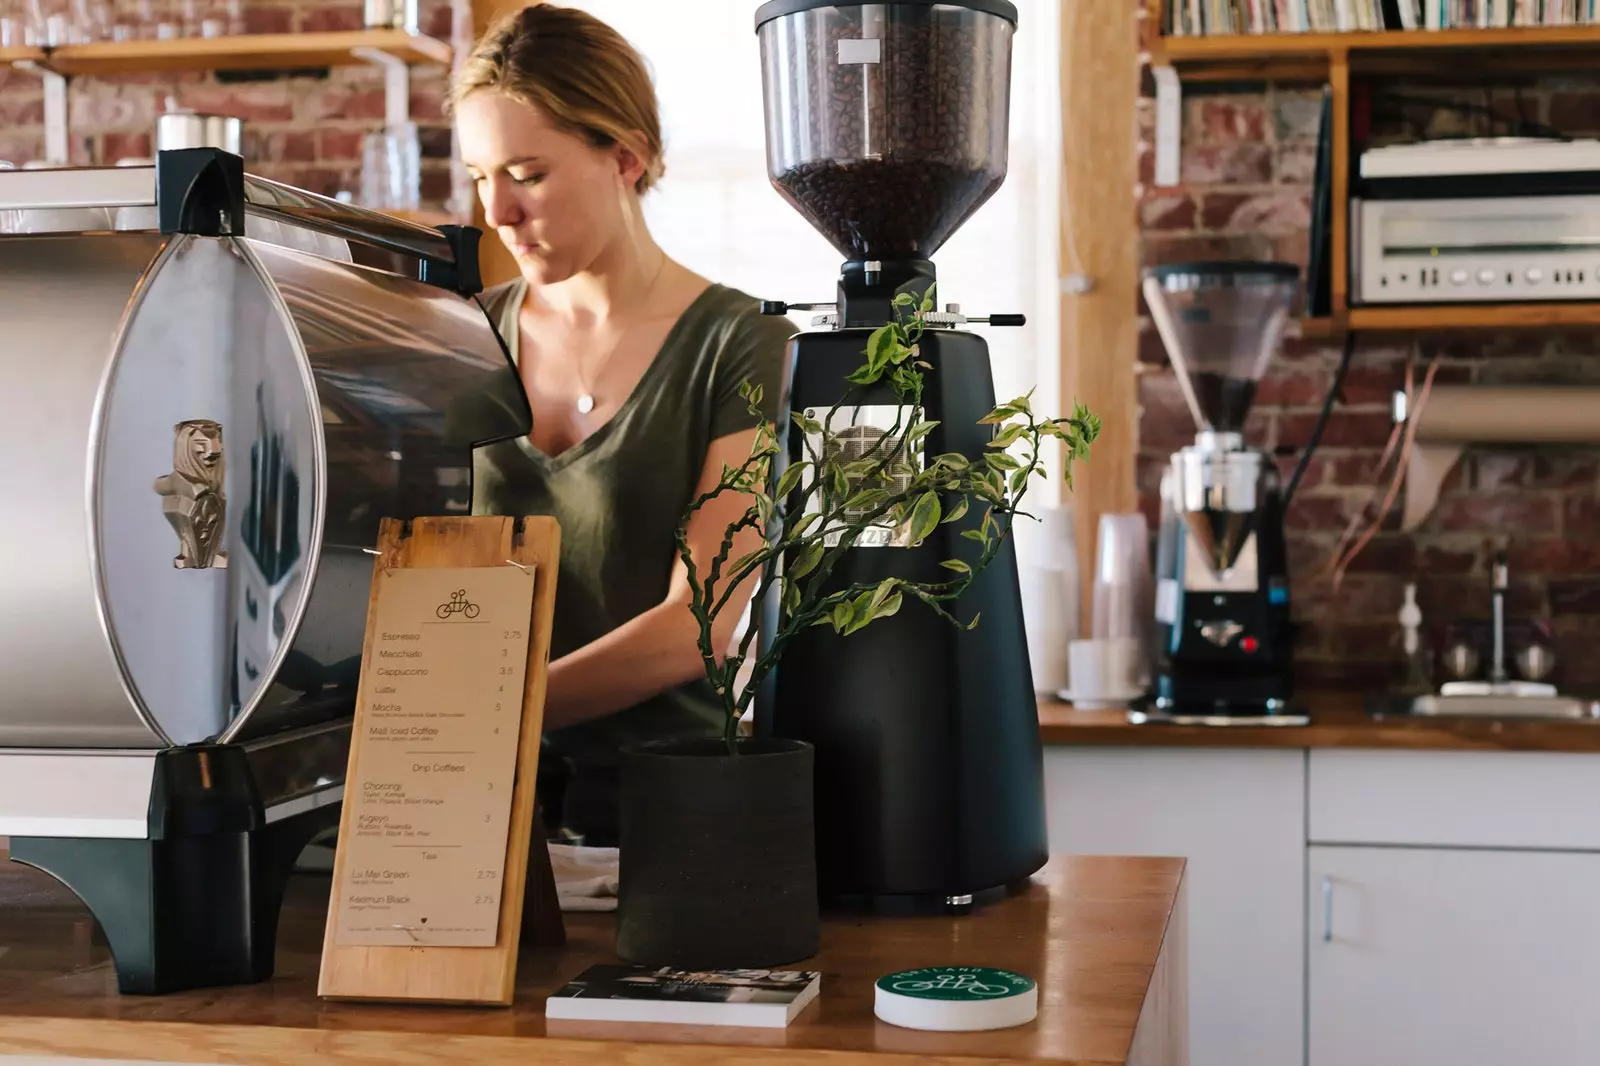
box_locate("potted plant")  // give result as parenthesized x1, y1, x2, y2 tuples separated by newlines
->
(614, 289, 1101, 969)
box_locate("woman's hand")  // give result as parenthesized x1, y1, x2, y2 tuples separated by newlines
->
(538, 428, 765, 730)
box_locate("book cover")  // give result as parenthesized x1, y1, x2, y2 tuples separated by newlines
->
(544, 965, 822, 1028)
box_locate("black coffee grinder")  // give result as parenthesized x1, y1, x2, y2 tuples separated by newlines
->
(1138, 262, 1304, 725)
(750, 0, 1043, 911)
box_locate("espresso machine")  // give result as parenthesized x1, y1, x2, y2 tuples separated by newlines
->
(1137, 262, 1304, 726)
(0, 149, 529, 993)
(751, 0, 1045, 910)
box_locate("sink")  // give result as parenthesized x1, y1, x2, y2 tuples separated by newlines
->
(1409, 694, 1600, 720)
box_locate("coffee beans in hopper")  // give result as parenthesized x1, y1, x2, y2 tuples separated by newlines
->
(767, 8, 1009, 261)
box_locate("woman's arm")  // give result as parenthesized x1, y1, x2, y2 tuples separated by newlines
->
(539, 428, 766, 731)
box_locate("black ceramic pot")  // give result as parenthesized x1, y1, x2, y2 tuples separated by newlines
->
(615, 736, 819, 969)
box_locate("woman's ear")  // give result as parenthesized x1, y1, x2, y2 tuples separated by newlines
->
(611, 133, 650, 191)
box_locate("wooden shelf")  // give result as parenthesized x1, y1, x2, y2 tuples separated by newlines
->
(5, 30, 450, 77)
(1302, 302, 1600, 334)
(1153, 24, 1600, 80)
(0, 46, 46, 65)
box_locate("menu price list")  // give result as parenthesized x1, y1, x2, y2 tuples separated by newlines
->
(333, 565, 536, 948)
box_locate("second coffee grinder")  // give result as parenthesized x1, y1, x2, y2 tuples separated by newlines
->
(751, 0, 1045, 910)
(1138, 261, 1306, 726)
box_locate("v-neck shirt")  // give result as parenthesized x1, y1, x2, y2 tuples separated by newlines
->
(472, 276, 793, 768)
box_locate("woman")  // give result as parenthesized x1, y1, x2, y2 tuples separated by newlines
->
(452, 3, 793, 846)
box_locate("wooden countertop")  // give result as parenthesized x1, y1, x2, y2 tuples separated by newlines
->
(1039, 692, 1600, 752)
(0, 850, 1187, 1066)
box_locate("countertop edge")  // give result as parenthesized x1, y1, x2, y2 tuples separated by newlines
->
(0, 1015, 1133, 1066)
(1036, 697, 1600, 753)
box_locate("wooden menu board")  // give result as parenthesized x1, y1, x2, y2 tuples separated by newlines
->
(319, 515, 562, 1006)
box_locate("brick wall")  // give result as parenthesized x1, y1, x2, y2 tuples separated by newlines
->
(0, 0, 463, 210)
(1136, 77, 1600, 693)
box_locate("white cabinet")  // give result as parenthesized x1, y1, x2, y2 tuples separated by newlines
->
(1308, 845, 1600, 1066)
(1044, 748, 1305, 1066)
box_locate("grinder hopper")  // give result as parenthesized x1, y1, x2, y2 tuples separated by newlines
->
(1142, 261, 1298, 574)
(755, 0, 1018, 262)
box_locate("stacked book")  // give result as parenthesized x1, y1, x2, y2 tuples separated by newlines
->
(1164, 0, 1599, 35)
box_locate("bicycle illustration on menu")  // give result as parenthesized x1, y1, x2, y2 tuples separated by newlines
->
(436, 589, 480, 620)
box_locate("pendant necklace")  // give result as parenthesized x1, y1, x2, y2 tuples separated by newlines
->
(573, 253, 669, 417)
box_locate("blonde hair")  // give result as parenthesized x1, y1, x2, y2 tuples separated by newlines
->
(451, 3, 665, 194)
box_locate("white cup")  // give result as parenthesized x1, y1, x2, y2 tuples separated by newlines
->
(1063, 637, 1142, 710)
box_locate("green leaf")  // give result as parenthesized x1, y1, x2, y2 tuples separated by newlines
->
(844, 488, 891, 513)
(920, 284, 936, 313)
(905, 420, 940, 447)
(961, 528, 987, 543)
(985, 451, 1021, 472)
(978, 404, 1022, 425)
(988, 423, 1026, 449)
(964, 611, 983, 631)
(1010, 467, 1030, 493)
(829, 464, 849, 501)
(789, 541, 824, 580)
(867, 324, 897, 364)
(738, 380, 753, 400)
(846, 364, 882, 385)
(791, 512, 822, 538)
(782, 579, 801, 618)
(893, 291, 918, 308)
(868, 577, 898, 608)
(831, 601, 854, 632)
(730, 548, 766, 575)
(941, 495, 969, 524)
(873, 590, 903, 620)
(908, 491, 941, 545)
(1000, 390, 1034, 417)
(774, 461, 807, 500)
(940, 558, 972, 575)
(748, 384, 764, 410)
(934, 452, 969, 472)
(792, 411, 823, 436)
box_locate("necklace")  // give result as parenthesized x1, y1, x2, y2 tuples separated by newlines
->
(574, 253, 669, 416)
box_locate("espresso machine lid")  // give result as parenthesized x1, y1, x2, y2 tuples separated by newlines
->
(754, 0, 1016, 262)
(1142, 260, 1299, 435)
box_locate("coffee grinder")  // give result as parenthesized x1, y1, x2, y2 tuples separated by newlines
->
(1138, 261, 1304, 725)
(751, 0, 1045, 910)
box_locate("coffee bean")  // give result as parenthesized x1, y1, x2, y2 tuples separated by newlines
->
(764, 5, 1011, 261)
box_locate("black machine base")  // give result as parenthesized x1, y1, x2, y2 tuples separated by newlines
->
(6, 743, 340, 995)
(822, 877, 1035, 918)
(756, 296, 1048, 904)
(1135, 673, 1304, 726)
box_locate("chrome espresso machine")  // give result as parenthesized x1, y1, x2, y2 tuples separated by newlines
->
(751, 0, 1044, 911)
(0, 149, 530, 993)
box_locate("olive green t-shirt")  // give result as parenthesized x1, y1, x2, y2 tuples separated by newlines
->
(471, 278, 793, 770)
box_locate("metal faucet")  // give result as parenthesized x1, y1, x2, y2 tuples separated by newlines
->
(1490, 552, 1509, 686)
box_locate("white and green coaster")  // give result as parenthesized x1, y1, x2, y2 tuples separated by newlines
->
(873, 966, 1038, 1031)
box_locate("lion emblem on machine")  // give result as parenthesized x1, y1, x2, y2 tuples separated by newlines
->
(153, 418, 229, 569)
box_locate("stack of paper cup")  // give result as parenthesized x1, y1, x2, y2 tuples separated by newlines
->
(1017, 506, 1079, 696)
(1063, 513, 1152, 710)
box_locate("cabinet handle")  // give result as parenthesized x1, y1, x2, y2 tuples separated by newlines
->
(1321, 875, 1333, 942)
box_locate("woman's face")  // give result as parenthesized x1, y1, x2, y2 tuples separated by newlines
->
(456, 90, 645, 286)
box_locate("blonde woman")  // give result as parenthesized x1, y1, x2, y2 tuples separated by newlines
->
(453, 3, 791, 845)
